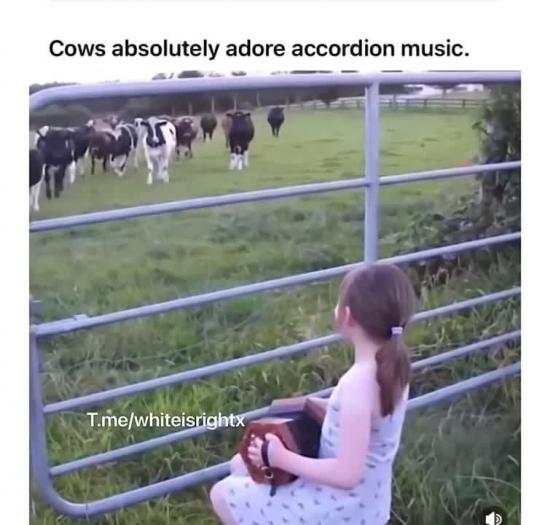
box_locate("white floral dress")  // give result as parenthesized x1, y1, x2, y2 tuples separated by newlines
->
(221, 378, 409, 525)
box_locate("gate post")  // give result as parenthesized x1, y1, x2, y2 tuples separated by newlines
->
(29, 333, 52, 505)
(364, 82, 380, 262)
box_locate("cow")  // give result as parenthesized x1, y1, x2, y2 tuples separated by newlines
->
(108, 123, 139, 176)
(138, 116, 177, 185)
(221, 111, 234, 148)
(227, 111, 254, 171)
(267, 107, 285, 137)
(200, 113, 218, 142)
(88, 122, 138, 177)
(35, 126, 76, 199)
(29, 148, 45, 212)
(174, 116, 198, 159)
(35, 122, 93, 184)
(89, 129, 114, 175)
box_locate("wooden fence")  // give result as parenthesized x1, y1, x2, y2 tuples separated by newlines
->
(256, 96, 485, 113)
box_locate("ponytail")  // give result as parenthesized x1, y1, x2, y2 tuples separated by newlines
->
(375, 334, 411, 417)
(336, 264, 418, 416)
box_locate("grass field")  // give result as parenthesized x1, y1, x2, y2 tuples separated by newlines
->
(30, 107, 520, 525)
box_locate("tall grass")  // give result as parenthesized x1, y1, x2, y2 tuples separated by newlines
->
(30, 108, 519, 524)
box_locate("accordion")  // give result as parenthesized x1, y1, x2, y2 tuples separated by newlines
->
(239, 396, 326, 495)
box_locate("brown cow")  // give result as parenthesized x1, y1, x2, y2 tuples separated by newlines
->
(89, 130, 115, 175)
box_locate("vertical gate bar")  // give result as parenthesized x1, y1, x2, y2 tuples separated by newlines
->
(29, 333, 52, 500)
(364, 81, 381, 262)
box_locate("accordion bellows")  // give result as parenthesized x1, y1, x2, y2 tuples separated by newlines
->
(239, 397, 327, 488)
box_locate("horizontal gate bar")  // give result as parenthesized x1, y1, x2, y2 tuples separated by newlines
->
(43, 335, 338, 415)
(30, 178, 370, 232)
(29, 71, 520, 112)
(315, 360, 522, 405)
(411, 330, 520, 370)
(32, 233, 520, 338)
(44, 301, 521, 416)
(44, 363, 520, 517)
(29, 161, 520, 233)
(49, 326, 520, 476)
(379, 161, 520, 186)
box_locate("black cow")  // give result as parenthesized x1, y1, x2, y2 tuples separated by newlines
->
(200, 113, 218, 142)
(35, 127, 75, 199)
(29, 148, 44, 212)
(174, 117, 198, 159)
(227, 111, 254, 170)
(267, 107, 285, 137)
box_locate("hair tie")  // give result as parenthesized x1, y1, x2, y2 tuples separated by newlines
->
(391, 326, 403, 336)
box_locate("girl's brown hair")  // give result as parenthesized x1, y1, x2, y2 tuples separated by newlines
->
(338, 263, 418, 417)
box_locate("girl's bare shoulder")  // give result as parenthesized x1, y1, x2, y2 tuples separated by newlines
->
(339, 362, 377, 393)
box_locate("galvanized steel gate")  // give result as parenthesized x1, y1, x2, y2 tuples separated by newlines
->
(29, 71, 521, 518)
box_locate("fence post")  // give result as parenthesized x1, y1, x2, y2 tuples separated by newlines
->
(364, 82, 380, 262)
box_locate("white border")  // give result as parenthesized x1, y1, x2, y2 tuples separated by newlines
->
(2, 0, 536, 523)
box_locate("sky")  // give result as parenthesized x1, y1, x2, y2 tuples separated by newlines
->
(31, 68, 282, 85)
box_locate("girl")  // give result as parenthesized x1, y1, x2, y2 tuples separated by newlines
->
(210, 263, 418, 525)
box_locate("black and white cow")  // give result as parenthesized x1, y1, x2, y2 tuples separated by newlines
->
(35, 123, 94, 184)
(88, 123, 138, 176)
(200, 113, 218, 142)
(267, 107, 285, 137)
(227, 111, 254, 170)
(29, 148, 45, 212)
(35, 127, 75, 199)
(138, 117, 177, 185)
(174, 116, 198, 159)
(108, 123, 139, 176)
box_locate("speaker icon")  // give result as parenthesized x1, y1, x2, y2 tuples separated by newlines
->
(482, 507, 506, 525)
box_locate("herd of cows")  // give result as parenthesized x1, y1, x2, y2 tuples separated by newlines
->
(29, 106, 286, 212)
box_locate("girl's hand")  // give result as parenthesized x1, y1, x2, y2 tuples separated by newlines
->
(247, 433, 286, 468)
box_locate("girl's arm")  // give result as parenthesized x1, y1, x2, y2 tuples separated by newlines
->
(250, 366, 375, 490)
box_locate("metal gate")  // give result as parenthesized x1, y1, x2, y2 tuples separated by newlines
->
(30, 71, 521, 518)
